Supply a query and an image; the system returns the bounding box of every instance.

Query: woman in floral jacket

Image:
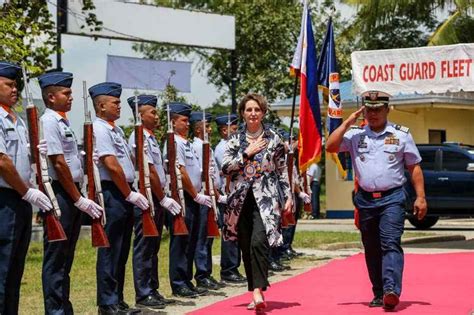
[222,93,292,310]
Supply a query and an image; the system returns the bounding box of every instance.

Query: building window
[429,129,446,144]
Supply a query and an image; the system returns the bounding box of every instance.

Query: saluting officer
[39,71,103,315]
[189,111,226,291]
[127,95,181,311]
[326,90,427,311]
[89,82,148,315]
[214,114,246,283]
[0,61,52,314]
[165,103,211,298]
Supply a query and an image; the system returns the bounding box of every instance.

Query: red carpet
[188,252,474,314]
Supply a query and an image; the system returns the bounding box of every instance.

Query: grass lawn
[19,229,433,314]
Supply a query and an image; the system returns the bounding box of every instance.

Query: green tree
[134,0,354,107]
[343,0,474,47]
[0,0,102,76]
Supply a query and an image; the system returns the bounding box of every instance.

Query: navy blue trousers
[132,199,165,302]
[194,204,213,282]
[0,188,32,315]
[310,181,321,218]
[355,187,406,297]
[42,181,82,315]
[168,193,200,292]
[97,182,134,306]
[218,204,241,277]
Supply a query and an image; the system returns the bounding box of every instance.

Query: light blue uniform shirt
[192,137,220,191]
[128,129,166,188]
[173,135,201,192]
[339,122,421,192]
[93,118,135,183]
[214,138,226,190]
[0,106,31,188]
[41,109,83,182]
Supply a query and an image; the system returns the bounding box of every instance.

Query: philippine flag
[290,1,322,172]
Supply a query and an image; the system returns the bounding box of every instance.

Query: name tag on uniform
[358,136,368,148]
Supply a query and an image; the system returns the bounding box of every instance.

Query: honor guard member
[90,82,149,315]
[39,71,104,315]
[165,103,211,298]
[127,95,181,311]
[189,111,226,291]
[0,61,52,314]
[214,114,246,283]
[326,90,427,311]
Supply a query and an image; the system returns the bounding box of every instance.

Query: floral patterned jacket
[221,124,291,247]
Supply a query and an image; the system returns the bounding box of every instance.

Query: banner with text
[351,43,474,95]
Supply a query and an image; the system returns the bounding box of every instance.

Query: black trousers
[237,190,270,292]
[42,181,82,315]
[0,188,32,315]
[132,197,165,302]
[97,181,134,306]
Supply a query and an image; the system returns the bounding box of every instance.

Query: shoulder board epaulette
[394,124,409,133]
[349,125,363,130]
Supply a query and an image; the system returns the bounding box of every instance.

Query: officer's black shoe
[369,296,383,307]
[98,305,118,315]
[136,295,166,310]
[98,304,141,315]
[117,301,141,314]
[172,286,198,298]
[196,278,220,290]
[209,276,226,288]
[151,291,175,304]
[269,261,285,272]
[189,284,208,296]
[383,291,399,310]
[235,273,247,282]
[221,273,246,283]
[284,249,296,259]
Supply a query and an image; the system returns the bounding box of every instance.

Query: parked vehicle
[404,143,474,229]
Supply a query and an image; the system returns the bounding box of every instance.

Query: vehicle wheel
[408,216,439,229]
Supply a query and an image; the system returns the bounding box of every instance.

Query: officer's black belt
[358,186,402,200]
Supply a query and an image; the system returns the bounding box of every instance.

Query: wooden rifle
[224,112,232,194]
[83,81,110,247]
[133,93,159,237]
[165,103,188,235]
[201,109,219,238]
[21,65,67,242]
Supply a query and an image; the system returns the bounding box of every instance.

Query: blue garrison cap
[38,71,73,89]
[127,95,158,111]
[0,61,21,80]
[190,111,213,124]
[168,102,192,117]
[215,113,238,126]
[88,82,122,99]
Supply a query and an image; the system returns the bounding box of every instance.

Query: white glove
[126,191,149,210]
[160,196,181,216]
[38,139,48,155]
[194,193,212,207]
[93,149,99,164]
[298,191,311,204]
[218,195,227,204]
[22,188,52,211]
[74,196,103,219]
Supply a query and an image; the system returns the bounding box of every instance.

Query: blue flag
[317,17,349,179]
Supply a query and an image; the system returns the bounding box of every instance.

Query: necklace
[246,127,263,139]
